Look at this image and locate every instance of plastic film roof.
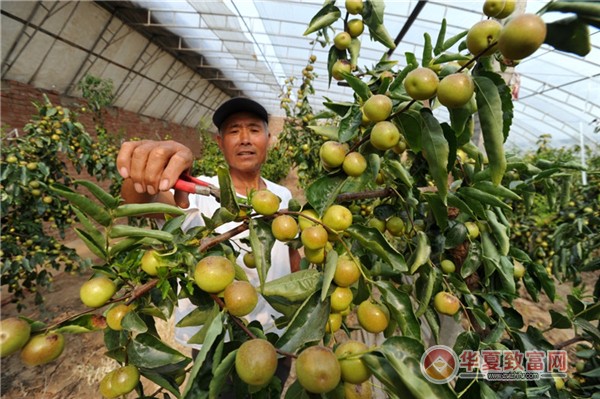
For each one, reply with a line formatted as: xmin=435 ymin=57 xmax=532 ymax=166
xmin=2 ymin=1 xmax=598 ymax=151
xmin=125 ymin=0 xmax=600 ymax=151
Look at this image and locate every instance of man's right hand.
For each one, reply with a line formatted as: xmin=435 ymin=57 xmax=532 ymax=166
xmin=117 ymin=140 xmax=195 ymax=208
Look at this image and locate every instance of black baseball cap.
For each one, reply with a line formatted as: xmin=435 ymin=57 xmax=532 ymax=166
xmin=212 ymin=97 xmax=269 ymax=129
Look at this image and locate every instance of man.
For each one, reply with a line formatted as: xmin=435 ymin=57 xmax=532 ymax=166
xmin=116 ymin=97 xmax=299 ymax=372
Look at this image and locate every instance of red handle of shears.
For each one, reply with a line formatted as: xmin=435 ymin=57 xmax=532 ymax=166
xmin=173 ymin=173 xmax=213 ymax=196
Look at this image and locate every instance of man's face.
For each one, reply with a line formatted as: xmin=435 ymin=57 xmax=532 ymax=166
xmin=216 ymin=112 xmax=270 ymax=175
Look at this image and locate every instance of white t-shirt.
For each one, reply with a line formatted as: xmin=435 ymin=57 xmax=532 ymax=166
xmin=174 ymin=175 xmax=293 ymax=348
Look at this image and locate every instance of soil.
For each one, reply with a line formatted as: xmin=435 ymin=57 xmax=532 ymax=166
xmin=1 ymin=237 xmax=596 ymax=398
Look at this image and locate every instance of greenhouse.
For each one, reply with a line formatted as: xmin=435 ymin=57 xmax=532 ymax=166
xmin=1 ymin=1 xmax=599 ymax=398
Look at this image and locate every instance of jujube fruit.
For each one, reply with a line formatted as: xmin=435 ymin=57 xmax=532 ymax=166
xmin=322 ymin=205 xmax=353 ymax=232
xmin=433 ymin=291 xmax=461 ymax=316
xmin=334 ymin=32 xmax=352 ymax=50
xmin=335 ymin=340 xmax=371 ymax=384
xmin=345 ymin=0 xmax=363 ymax=15
xmin=333 ymin=257 xmax=361 ymax=287
xmin=320 ymin=141 xmax=348 ymax=169
xmin=235 ymin=339 xmax=278 ymax=386
xmin=370 ymin=121 xmax=400 ymax=151
xmin=298 ymin=209 xmax=319 ymax=231
xmin=301 ymin=225 xmax=329 ymax=250
xmin=347 ymin=19 xmax=364 ymax=37
xmin=20 ymin=332 xmax=65 ymax=366
xmin=404 ymin=67 xmax=439 ymax=101
xmin=194 ymin=255 xmax=235 ymax=293
xmin=357 ymin=300 xmax=389 ymax=333
xmin=80 ymin=276 xmax=117 ymax=308
xmin=106 ymin=303 xmax=134 ymax=331
xmin=466 ymin=20 xmax=502 ymax=56
xmin=295 ymin=346 xmax=341 ymax=394
xmin=332 ymin=59 xmax=352 ymax=80
xmin=437 ymin=73 xmax=474 ymax=108
xmin=326 ymin=313 xmax=343 ymax=333
xmin=251 ymin=190 xmax=280 ymax=216
xmin=271 ymin=214 xmax=299 ymax=241
xmin=330 ymin=286 xmax=353 ymax=312
xmin=363 ymin=94 xmax=392 ymax=122
xmin=498 ymin=14 xmax=546 ymax=60
xmin=0 ymin=317 xmax=31 ymax=358
xmin=343 ymin=152 xmax=367 ymax=177
xmin=224 ymin=281 xmax=258 ymax=317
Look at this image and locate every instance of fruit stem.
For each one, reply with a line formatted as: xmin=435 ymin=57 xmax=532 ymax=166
xmin=210 ymin=293 xmax=298 ymax=359
xmin=457 ymin=40 xmax=499 ymax=73
xmin=198 ymin=222 xmax=249 ymax=252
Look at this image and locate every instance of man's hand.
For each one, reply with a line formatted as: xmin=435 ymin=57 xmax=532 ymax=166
xmin=117 ymin=140 xmax=195 ymax=208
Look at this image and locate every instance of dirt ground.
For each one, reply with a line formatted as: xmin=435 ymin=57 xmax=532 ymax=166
xmin=0 ymin=237 xmax=595 ymax=398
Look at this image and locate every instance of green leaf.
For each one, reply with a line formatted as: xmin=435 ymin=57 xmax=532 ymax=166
xmin=388 ymin=159 xmax=414 ymax=188
xmin=263 ymin=269 xmax=321 ymax=303
xmin=338 ymin=105 xmax=364 ymax=143
xmin=108 ymin=225 xmax=174 ymax=242
xmin=473 ymin=181 xmax=522 ymax=201
xmin=422 ymin=32 xmax=433 ymax=67
xmin=414 ymin=267 xmax=440 ymax=318
xmin=121 ymin=311 xmax=149 ymax=333
xmin=376 ymin=281 xmax=420 ymax=340
xmin=128 ymin=332 xmax=191 ymax=373
xmin=549 ymin=310 xmax=572 ymax=329
xmin=369 ymin=22 xmax=396 ymax=50
xmin=420 ymin=109 xmax=449 ymax=203
xmin=276 ymin=291 xmax=329 ymax=353
xmin=447 ymin=192 xmax=474 ymax=219
xmin=209 ymin=349 xmax=236 ymax=398
xmin=423 ymin=193 xmax=448 ymax=230
xmin=249 ymin=218 xmax=275 ymax=289
xmin=444 ymin=222 xmax=468 ymax=249
xmin=306 ymin=174 xmax=346 ymax=215
xmin=543 ymin=1 xmax=600 ymax=17
xmin=75 ymin=179 xmax=119 ymax=209
xmin=283 ymin=380 xmax=311 ymax=399
xmin=176 ymin=301 xmax=218 ymax=327
xmin=362 ymin=353 xmax=413 ymax=398
xmin=442 ymin=30 xmax=468 ymax=52
xmin=303 ymin=3 xmax=341 ymax=35
xmin=54 ymin=314 xmax=105 ymax=334
xmin=113 ymin=203 xmax=185 ymax=219
xmin=363 ymin=1 xmax=396 ymax=49
xmin=396 ymin=109 xmax=422 ymax=152
xmin=433 ymin=19 xmax=447 ymax=56
xmin=341 ymin=74 xmax=371 ymax=103
xmin=346 ymin=224 xmax=407 ymax=272
xmin=306 ymin=124 xmax=339 ymax=140
xmin=50 ymin=183 xmax=112 ymax=226
xmin=74 ymin=227 xmax=107 ymax=260
xmin=545 ymin=16 xmax=591 ymax=56
xmin=531 ymin=262 xmax=556 ymax=301
xmin=216 ymin=166 xmax=240 ymax=216
xmin=380 ymin=337 xmax=456 ymax=399
xmin=573 ymin=318 xmax=600 ymax=341
xmin=473 ymin=76 xmax=507 ymax=186
xmin=458 ymin=186 xmax=511 ymax=212
xmin=321 ymin=251 xmax=338 ymax=302
xmin=182 ymin=314 xmax=224 ymax=398
xmin=484 ymin=209 xmax=509 ymax=256
xmin=349 ymin=37 xmax=361 ymax=68
xmin=141 ymin=370 xmax=182 ymax=398
xmin=321 ymin=101 xmax=354 ymax=119
xmin=409 ymin=231 xmax=431 ymax=274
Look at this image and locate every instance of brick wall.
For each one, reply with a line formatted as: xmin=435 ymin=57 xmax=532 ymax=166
xmin=1 ymin=79 xmax=202 ymax=150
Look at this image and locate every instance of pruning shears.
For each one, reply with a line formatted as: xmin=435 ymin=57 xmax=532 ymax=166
xmin=173 ymin=172 xmax=221 ymax=201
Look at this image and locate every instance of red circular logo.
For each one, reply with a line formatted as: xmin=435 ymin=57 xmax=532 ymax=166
xmin=420 ymin=345 xmax=459 ymax=384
